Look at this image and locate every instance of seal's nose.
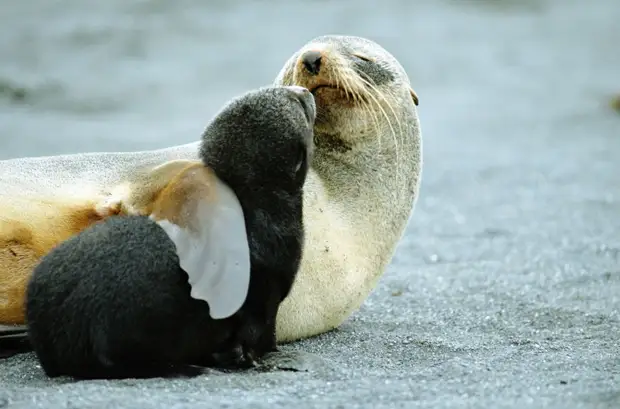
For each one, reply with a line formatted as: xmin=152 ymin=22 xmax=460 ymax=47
xmin=301 ymin=50 xmax=322 ymax=75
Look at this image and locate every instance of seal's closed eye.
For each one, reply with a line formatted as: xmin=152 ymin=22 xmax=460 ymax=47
xmin=294 ymin=146 xmax=307 ymax=174
xmin=352 ymin=53 xmax=373 ymax=63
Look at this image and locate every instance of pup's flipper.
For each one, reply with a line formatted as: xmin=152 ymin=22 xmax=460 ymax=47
xmin=151 ymin=164 xmax=251 ymax=321
xmin=0 ymin=324 xmax=31 ymax=358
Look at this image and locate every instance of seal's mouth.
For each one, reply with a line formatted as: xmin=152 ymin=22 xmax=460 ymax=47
xmin=308 ymin=84 xmax=334 ymax=94
xmin=308 ymin=83 xmax=360 ymax=102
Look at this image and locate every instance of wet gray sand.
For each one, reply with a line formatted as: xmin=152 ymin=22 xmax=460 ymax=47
xmin=1 ymin=0 xmax=619 ymax=407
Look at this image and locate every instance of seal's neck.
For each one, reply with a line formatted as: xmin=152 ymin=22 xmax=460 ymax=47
xmin=312 ymin=117 xmax=422 ymax=271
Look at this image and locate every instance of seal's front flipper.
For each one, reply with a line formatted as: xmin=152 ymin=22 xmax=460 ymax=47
xmin=0 ymin=325 xmax=31 ymax=358
xmin=149 ymin=164 xmax=251 ymax=321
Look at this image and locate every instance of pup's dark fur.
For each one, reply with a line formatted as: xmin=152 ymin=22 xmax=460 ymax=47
xmin=25 ymin=86 xmax=316 ymax=379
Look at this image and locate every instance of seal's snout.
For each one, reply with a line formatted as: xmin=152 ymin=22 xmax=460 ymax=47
xmin=301 ymin=50 xmax=322 ymax=75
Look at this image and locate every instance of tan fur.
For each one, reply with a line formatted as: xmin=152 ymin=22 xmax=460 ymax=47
xmin=0 ymin=159 xmax=207 ymax=325
xmin=0 ymin=36 xmax=422 ymax=344
xmin=104 ymin=159 xmax=220 ymax=229
xmin=149 ymin=165 xmax=220 ymax=231
xmin=0 ymin=195 xmax=121 ymax=323
xmin=102 ymin=159 xmax=203 ymax=216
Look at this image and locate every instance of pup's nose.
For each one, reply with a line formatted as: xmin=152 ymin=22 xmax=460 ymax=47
xmin=287 ymin=85 xmax=311 ymax=97
xmin=301 ymin=50 xmax=322 ymax=75
xmin=286 ymin=86 xmax=316 ymax=125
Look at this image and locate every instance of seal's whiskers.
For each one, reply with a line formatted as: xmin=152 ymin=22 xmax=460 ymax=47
xmin=357 ymin=77 xmax=400 ymax=170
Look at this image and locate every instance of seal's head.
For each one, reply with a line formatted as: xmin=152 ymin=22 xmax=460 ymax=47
xmin=274 ymin=35 xmax=419 ymax=156
xmin=200 ymin=85 xmax=316 ymax=198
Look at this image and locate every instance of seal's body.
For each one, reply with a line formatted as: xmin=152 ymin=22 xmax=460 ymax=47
xmin=25 ymin=85 xmax=315 ymax=379
xmin=0 ymin=35 xmax=422 ymax=347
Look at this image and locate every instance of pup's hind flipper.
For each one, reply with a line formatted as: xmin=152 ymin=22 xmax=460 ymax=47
xmin=0 ymin=325 xmax=31 ymax=358
xmin=150 ymin=164 xmax=251 ymax=321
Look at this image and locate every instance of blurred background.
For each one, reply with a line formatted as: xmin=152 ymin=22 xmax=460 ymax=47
xmin=1 ymin=0 xmax=618 ymax=158
xmin=0 ymin=0 xmax=618 ymax=258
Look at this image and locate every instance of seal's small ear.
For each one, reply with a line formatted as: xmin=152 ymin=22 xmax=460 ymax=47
xmin=151 ymin=164 xmax=251 ymax=320
xmin=410 ymin=88 xmax=419 ymax=106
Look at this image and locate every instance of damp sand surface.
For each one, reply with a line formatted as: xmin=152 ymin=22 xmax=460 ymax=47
xmin=1 ymin=0 xmax=619 ymax=407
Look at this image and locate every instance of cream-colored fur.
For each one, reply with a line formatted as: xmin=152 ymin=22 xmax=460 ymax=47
xmin=0 ymin=35 xmax=422 ymax=343
xmin=272 ymin=35 xmax=422 ymax=341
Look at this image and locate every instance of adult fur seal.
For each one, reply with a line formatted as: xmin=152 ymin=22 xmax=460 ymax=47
xmin=0 ymin=35 xmax=422 ymax=350
xmin=272 ymin=35 xmax=421 ymax=341
xmin=25 ymin=85 xmax=315 ymax=379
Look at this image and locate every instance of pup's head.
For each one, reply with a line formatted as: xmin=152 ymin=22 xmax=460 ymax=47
xmin=140 ymin=86 xmax=316 ymax=321
xmin=199 ymin=85 xmax=316 ymax=200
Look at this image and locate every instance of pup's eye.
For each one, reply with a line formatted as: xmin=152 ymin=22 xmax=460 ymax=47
xmin=289 ymin=95 xmax=311 ymax=124
xmin=353 ymin=53 xmax=373 ymax=63
xmin=296 ymin=95 xmax=312 ymax=124
xmin=294 ymin=146 xmax=307 ymax=174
